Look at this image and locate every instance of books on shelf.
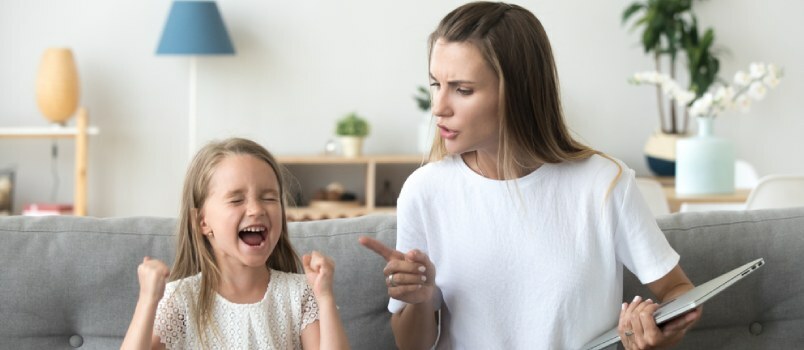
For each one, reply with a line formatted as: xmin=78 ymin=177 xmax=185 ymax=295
xmin=23 ymin=203 xmax=74 ymax=216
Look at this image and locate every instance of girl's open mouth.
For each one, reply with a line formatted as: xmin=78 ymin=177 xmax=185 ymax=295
xmin=238 ymin=225 xmax=267 ymax=247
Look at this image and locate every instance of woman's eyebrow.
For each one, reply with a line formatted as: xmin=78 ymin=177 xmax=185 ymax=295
xmin=429 ymin=73 xmax=476 ymax=85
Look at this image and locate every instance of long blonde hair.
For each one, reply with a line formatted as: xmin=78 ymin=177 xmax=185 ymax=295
xmin=170 ymin=137 xmax=300 ymax=345
xmin=427 ymin=2 xmax=621 ymax=187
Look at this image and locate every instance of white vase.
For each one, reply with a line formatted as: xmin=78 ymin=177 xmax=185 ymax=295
xmin=340 ymin=136 xmax=364 ymax=158
xmin=417 ymin=111 xmax=435 ymax=154
xmin=675 ymin=117 xmax=735 ymax=195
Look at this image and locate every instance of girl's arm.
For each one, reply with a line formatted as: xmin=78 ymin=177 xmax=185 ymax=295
xmin=120 ymin=257 xmax=169 ymax=350
xmin=301 ymin=251 xmax=350 ymax=350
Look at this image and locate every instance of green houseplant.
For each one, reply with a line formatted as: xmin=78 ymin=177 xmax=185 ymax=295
xmin=413 ymin=86 xmax=431 ymax=112
xmin=335 ymin=112 xmax=370 ymax=157
xmin=623 ymin=0 xmax=720 ymax=134
xmin=622 ymin=0 xmax=721 ymax=175
xmin=413 ymin=86 xmax=435 ymax=153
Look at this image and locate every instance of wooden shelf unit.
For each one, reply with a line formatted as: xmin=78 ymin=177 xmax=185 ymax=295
xmin=0 ymin=108 xmax=98 ymax=216
xmin=278 ymin=155 xmax=426 ymax=221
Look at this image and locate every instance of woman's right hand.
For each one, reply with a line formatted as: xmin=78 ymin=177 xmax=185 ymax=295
xmin=359 ymin=236 xmax=435 ymax=305
xmin=137 ymin=256 xmax=169 ymax=303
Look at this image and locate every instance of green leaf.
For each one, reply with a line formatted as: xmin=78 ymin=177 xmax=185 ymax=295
xmin=622 ymin=3 xmax=645 ymax=24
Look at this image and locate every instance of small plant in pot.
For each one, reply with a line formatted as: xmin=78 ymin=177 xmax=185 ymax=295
xmin=413 ymin=86 xmax=436 ymax=154
xmin=336 ymin=112 xmax=370 ymax=158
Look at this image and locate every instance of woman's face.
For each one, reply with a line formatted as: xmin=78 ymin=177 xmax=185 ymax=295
xmin=430 ymin=39 xmax=500 ymax=156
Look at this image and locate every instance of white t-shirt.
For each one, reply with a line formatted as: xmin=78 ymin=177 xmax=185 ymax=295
xmin=389 ymin=154 xmax=679 ymax=349
xmin=155 ymin=270 xmax=319 ymax=350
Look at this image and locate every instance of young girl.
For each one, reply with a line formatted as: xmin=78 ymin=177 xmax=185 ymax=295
xmin=121 ymin=138 xmax=350 ymax=350
xmin=360 ymin=2 xmax=701 ymax=349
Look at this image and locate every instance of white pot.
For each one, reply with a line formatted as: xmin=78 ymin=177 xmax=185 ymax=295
xmin=643 ymin=129 xmax=687 ymax=176
xmin=340 ymin=136 xmax=364 ymax=158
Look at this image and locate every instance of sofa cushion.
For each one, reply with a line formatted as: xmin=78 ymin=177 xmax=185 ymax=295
xmin=0 ymin=214 xmax=396 ymax=349
xmin=0 ymin=215 xmax=176 ymax=349
xmin=288 ymin=214 xmax=396 ymax=349
xmin=624 ymin=207 xmax=804 ymax=349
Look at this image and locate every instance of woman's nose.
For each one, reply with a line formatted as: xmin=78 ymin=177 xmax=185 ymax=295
xmin=431 ymin=88 xmax=452 ymax=118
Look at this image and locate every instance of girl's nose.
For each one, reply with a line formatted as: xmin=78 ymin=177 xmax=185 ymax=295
xmin=246 ymin=199 xmax=266 ymax=217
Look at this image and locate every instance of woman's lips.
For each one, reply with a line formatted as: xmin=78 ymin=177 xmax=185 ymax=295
xmin=438 ymin=125 xmax=458 ymax=140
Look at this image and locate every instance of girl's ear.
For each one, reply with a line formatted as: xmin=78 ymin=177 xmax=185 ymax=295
xmin=192 ymin=208 xmax=212 ymax=235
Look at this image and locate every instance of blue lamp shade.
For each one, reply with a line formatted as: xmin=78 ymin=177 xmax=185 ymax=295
xmin=156 ymin=1 xmax=235 ymax=55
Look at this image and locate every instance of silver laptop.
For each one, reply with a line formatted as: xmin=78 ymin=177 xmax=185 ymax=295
xmin=581 ymin=258 xmax=765 ymax=350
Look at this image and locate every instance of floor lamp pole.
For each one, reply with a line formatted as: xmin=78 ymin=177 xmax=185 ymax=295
xmin=188 ymin=56 xmax=197 ymax=158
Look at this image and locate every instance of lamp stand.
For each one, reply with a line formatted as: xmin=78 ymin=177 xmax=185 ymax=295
xmin=188 ymin=56 xmax=197 ymax=158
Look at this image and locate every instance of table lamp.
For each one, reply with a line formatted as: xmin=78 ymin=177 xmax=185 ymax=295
xmin=156 ymin=0 xmax=235 ymax=156
xmin=36 ymin=48 xmax=80 ymax=125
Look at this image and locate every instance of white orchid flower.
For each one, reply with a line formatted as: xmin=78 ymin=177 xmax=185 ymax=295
xmin=748 ymin=82 xmax=767 ymax=100
xmin=734 ymin=71 xmax=751 ymax=86
xmin=749 ymin=62 xmax=767 ymax=79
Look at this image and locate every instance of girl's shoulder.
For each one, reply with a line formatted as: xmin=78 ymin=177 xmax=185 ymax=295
xmin=164 ymin=274 xmax=202 ymax=299
xmin=269 ymin=270 xmax=310 ymax=290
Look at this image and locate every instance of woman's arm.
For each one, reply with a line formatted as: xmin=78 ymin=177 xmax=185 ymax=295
xmin=301 ymin=252 xmax=350 ymax=350
xmin=360 ymin=237 xmax=438 ymax=350
xmin=618 ymin=264 xmax=702 ymax=350
xmin=647 ymin=265 xmax=694 ymax=303
xmin=391 ymin=303 xmax=438 ymax=350
xmin=120 ymin=257 xmax=169 ymax=350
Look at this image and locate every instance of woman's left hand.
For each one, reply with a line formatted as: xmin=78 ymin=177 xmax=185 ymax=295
xmin=303 ymin=251 xmax=336 ymax=300
xmin=618 ymin=295 xmax=702 ymax=349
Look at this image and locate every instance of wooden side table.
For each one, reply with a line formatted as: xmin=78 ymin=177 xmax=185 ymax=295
xmin=651 ymin=177 xmax=751 ymax=212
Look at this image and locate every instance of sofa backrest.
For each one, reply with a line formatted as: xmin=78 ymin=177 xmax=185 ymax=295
xmin=0 ymin=214 xmax=397 ymax=349
xmin=2 ymin=208 xmax=803 ymax=349
xmin=0 ymin=216 xmax=176 ymax=349
xmin=624 ymin=207 xmax=804 ymax=349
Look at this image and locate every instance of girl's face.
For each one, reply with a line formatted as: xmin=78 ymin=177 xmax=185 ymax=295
xmin=199 ymin=154 xmax=283 ymax=270
xmin=430 ymin=39 xmax=500 ymax=156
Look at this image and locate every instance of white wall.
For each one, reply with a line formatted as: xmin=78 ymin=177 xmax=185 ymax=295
xmin=1 ymin=0 xmax=802 ymax=217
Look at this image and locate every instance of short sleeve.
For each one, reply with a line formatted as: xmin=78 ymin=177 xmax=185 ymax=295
xmin=613 ymin=170 xmax=680 ymax=284
xmin=300 ymin=282 xmax=319 ymax=331
xmin=389 ymin=167 xmax=443 ymax=313
xmin=154 ymin=283 xmax=188 ymax=349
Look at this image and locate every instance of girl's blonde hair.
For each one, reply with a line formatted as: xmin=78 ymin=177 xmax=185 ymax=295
xmin=170 ymin=137 xmax=300 ymax=345
xmin=427 ymin=2 xmax=622 ymax=187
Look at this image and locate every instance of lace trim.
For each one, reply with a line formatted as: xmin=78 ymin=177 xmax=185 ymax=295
xmin=300 ymin=282 xmax=320 ymax=331
xmin=153 ymin=272 xmax=320 ymax=349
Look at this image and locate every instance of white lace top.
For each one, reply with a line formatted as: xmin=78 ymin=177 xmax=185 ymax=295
xmin=154 ymin=270 xmax=319 ymax=350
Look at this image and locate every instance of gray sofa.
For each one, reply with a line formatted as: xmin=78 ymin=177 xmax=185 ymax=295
xmin=1 ymin=208 xmax=803 ymax=349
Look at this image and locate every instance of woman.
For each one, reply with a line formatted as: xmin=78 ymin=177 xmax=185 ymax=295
xmin=360 ymin=2 xmax=700 ymax=349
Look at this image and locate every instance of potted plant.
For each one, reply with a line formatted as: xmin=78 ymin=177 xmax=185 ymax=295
xmin=622 ymin=0 xmax=721 ymax=175
xmin=413 ymin=86 xmax=435 ymax=154
xmin=336 ymin=112 xmax=370 ymax=158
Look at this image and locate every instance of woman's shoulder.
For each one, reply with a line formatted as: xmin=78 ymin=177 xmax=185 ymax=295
xmin=560 ymin=154 xmax=632 ymax=179
xmin=552 ymin=154 xmax=634 ymax=193
xmin=404 ymin=155 xmax=460 ymax=186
